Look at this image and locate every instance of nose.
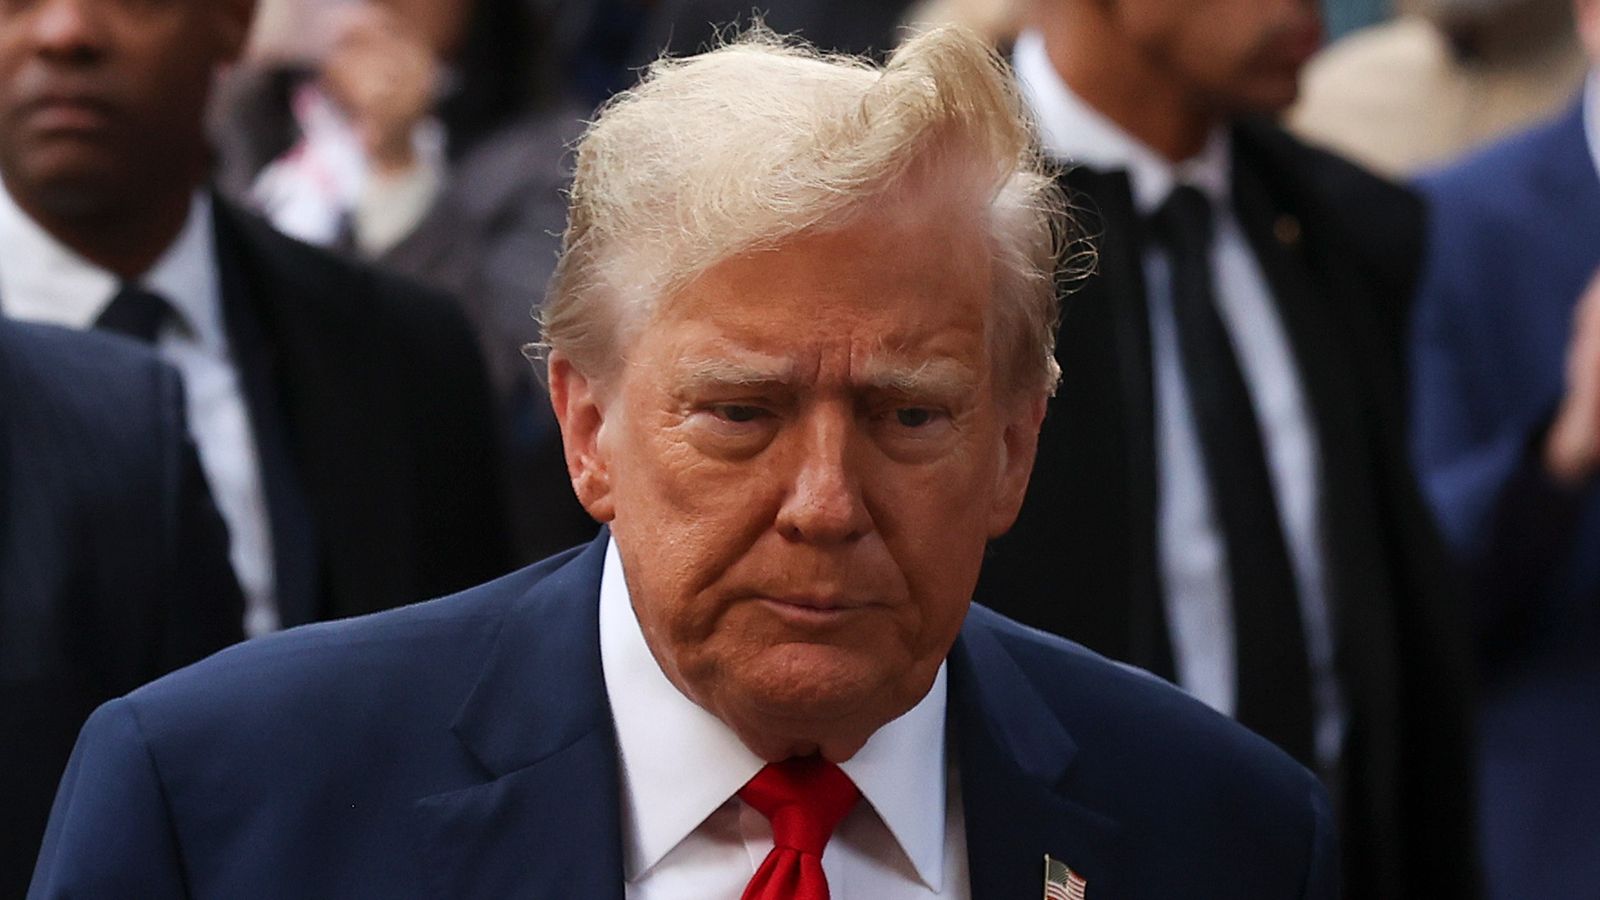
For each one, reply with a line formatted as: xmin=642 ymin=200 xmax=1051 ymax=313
xmin=774 ymin=405 xmax=873 ymax=546
xmin=30 ymin=0 xmax=109 ymax=64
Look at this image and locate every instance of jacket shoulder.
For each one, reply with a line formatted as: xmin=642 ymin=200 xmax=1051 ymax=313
xmin=124 ymin=549 xmax=579 ymax=725
xmin=0 ymin=322 xmax=180 ymax=420
xmin=212 ymin=197 xmax=479 ymax=343
xmin=966 ymin=605 xmax=1329 ymax=825
xmin=1415 ymin=105 xmax=1578 ymax=224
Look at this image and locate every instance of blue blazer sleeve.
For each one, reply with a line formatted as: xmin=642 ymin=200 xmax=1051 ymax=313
xmin=1409 ymin=171 xmax=1592 ymax=635
xmin=29 ymin=700 xmax=189 ymax=899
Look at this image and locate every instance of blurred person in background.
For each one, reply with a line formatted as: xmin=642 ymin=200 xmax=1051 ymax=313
xmin=0 ymin=322 xmax=243 ymax=897
xmin=981 ymin=0 xmax=1479 ymax=895
xmin=1410 ymin=0 xmax=1600 ymax=894
xmin=214 ymin=0 xmax=600 ymax=561
xmin=901 ymin=0 xmax=1029 ymax=50
xmin=0 ymin=0 xmax=511 ymax=634
xmin=1293 ymin=0 xmax=1586 ymax=175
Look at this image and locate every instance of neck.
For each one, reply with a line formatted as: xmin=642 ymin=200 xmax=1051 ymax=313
xmin=1035 ymin=5 xmax=1217 ymax=162
xmin=10 ymin=186 xmax=194 ymax=280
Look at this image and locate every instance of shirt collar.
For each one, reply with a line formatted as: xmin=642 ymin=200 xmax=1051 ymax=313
xmin=599 ymin=537 xmax=950 ymax=890
xmin=0 ymin=183 xmax=224 ymax=350
xmin=1014 ymin=28 xmax=1233 ymax=214
xmin=1585 ymin=71 xmax=1600 ymax=187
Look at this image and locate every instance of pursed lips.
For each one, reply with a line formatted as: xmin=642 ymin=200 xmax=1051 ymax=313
xmin=755 ymin=594 xmax=881 ymax=626
xmin=15 ymin=90 xmax=117 ymax=133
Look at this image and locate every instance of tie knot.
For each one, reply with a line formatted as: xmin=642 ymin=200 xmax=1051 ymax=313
xmin=739 ymin=757 xmax=861 ymax=857
xmin=1149 ymin=183 xmax=1215 ymax=253
xmin=96 ymin=283 xmax=173 ymax=345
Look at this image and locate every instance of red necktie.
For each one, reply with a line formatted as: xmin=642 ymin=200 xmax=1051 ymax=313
xmin=738 ymin=756 xmax=861 ymax=900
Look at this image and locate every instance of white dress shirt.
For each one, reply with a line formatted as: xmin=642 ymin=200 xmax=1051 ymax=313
xmin=599 ymin=539 xmax=971 ymax=899
xmin=1015 ymin=31 xmax=1346 ymax=770
xmin=0 ymin=185 xmax=280 ymax=636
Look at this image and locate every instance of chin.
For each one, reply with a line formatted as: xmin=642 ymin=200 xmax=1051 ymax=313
xmin=735 ymin=642 xmax=909 ymax=726
xmin=17 ymin=163 xmax=131 ymax=219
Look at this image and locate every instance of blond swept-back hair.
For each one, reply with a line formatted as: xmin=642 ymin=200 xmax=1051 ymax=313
xmin=539 ymin=24 xmax=1071 ymax=398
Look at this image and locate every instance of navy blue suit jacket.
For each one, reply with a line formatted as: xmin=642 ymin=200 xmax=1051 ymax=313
xmin=0 ymin=321 xmax=244 ymax=897
xmin=1412 ymin=99 xmax=1600 ymax=898
xmin=31 ymin=536 xmax=1335 ymax=899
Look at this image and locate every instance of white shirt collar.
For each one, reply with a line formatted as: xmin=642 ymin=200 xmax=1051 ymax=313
xmin=1014 ymin=28 xmax=1232 ymax=214
xmin=0 ymin=183 xmax=224 ymax=351
xmin=1584 ymin=71 xmax=1600 ymax=186
xmin=599 ymin=537 xmax=950 ymax=890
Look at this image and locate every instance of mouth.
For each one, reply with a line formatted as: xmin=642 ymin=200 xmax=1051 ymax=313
xmin=756 ymin=595 xmax=874 ymax=627
xmin=18 ymin=94 xmax=116 ymax=134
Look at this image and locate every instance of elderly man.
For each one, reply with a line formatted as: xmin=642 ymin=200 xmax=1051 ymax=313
xmin=31 ymin=28 xmax=1335 ymax=899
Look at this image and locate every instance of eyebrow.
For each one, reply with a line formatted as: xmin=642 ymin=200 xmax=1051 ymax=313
xmin=673 ymin=353 xmax=977 ymax=398
xmin=858 ymin=359 xmax=979 ymax=398
xmin=673 ymin=355 xmax=799 ymax=392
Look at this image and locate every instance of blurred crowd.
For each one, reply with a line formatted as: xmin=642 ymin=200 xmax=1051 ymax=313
xmin=4 ymin=0 xmax=1598 ymax=897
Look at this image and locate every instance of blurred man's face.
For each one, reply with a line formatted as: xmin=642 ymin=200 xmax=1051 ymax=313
xmin=1113 ymin=0 xmax=1323 ymax=114
xmin=0 ymin=0 xmax=249 ymax=216
xmin=373 ymin=0 xmax=472 ymax=56
xmin=1578 ymin=0 xmax=1600 ymax=59
xmin=553 ymin=189 xmax=1043 ymax=759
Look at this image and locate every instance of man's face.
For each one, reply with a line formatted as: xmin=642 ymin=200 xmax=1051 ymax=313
xmin=1578 ymin=0 xmax=1600 ymax=61
xmin=371 ymin=0 xmax=472 ymax=56
xmin=1112 ymin=0 xmax=1323 ymax=115
xmin=0 ymin=0 xmax=249 ymax=215
xmin=555 ymin=193 xmax=1043 ymax=759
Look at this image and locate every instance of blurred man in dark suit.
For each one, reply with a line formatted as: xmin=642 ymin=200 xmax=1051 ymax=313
xmin=978 ymin=1 xmax=1479 ymax=895
xmin=0 ymin=0 xmax=511 ymax=634
xmin=0 ymin=321 xmax=243 ymax=898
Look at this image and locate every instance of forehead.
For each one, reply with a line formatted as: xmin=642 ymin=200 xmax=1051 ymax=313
xmin=638 ymin=204 xmax=995 ymax=386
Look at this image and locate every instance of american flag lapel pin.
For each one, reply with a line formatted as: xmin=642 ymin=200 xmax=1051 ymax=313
xmin=1043 ymin=854 xmax=1087 ymax=900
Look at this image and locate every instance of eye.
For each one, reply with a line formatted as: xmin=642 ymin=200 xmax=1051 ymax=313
xmin=894 ymin=407 xmax=937 ymax=428
xmin=712 ymin=404 xmax=768 ymax=424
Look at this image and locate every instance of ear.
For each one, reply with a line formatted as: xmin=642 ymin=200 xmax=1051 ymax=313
xmin=986 ymin=392 xmax=1047 ymax=538
xmin=548 ymin=350 xmax=617 ymax=523
xmin=210 ymin=0 xmax=257 ymax=63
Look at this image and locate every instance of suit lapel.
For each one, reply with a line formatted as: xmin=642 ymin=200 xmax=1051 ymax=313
xmin=210 ymin=200 xmax=323 ymax=626
xmin=414 ymin=537 xmax=624 ymax=899
xmin=1228 ymin=134 xmax=1406 ymax=813
xmin=951 ymin=612 xmax=1123 ymax=900
xmin=1047 ymin=168 xmax=1167 ymax=674
xmin=211 ymin=198 xmax=415 ymax=621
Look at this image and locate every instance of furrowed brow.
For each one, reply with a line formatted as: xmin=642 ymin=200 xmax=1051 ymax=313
xmin=858 ymin=358 xmax=978 ymax=398
xmin=672 ymin=355 xmax=798 ymax=392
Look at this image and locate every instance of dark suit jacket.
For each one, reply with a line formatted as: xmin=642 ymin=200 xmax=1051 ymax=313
xmin=0 ymin=322 xmax=244 ymax=897
xmin=1411 ymin=99 xmax=1600 ymax=899
xmin=210 ymin=198 xmax=511 ymax=625
xmin=211 ymin=79 xmax=596 ymax=565
xmin=978 ymin=120 xmax=1477 ymax=898
xmin=32 ymin=535 xmax=1337 ymax=899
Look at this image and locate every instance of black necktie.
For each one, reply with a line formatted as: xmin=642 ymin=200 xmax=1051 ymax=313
xmin=95 ymin=282 xmax=172 ymax=344
xmin=1148 ymin=185 xmax=1315 ymax=766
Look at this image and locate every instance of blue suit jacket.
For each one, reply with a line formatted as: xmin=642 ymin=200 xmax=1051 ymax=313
xmin=31 ymin=536 xmax=1336 ymax=899
xmin=0 ymin=321 xmax=244 ymax=897
xmin=1412 ymin=99 xmax=1600 ymax=898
